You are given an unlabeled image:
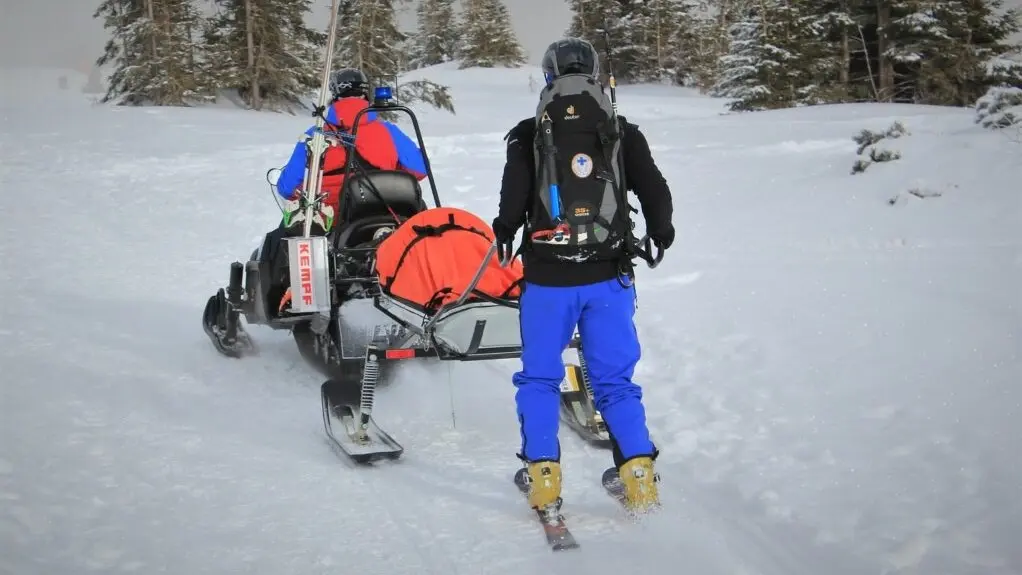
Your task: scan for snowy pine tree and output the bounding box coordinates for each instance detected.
[671,2,719,86]
[95,0,209,105]
[566,0,617,41]
[458,0,527,68]
[897,0,1021,105]
[571,0,1021,107]
[844,0,1022,104]
[773,0,846,105]
[627,0,687,83]
[334,0,405,86]
[565,0,619,66]
[204,0,325,111]
[711,1,802,110]
[334,0,455,113]
[711,10,768,108]
[408,0,459,69]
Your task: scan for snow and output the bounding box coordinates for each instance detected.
[2,64,1020,575]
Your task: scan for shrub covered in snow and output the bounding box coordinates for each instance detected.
[974,86,1022,130]
[851,121,908,175]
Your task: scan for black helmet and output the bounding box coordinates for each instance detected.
[329,68,370,100]
[541,38,600,83]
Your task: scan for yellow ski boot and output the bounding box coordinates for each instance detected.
[619,456,660,513]
[525,460,562,510]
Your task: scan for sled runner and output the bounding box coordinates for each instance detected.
[202,87,664,465]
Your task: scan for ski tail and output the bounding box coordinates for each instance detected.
[513,467,580,551]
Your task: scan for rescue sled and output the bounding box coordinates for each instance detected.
[204,89,664,463]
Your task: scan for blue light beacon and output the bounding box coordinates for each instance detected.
[373,86,394,107]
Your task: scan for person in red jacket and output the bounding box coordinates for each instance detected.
[275,68,427,220]
[273,68,429,311]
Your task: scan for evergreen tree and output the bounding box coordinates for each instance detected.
[886,0,1022,105]
[775,0,846,105]
[204,0,325,111]
[629,0,703,82]
[670,2,719,86]
[94,0,209,105]
[458,0,528,68]
[335,0,455,114]
[565,0,621,76]
[408,0,459,69]
[711,2,777,109]
[703,0,756,82]
[566,0,617,42]
[564,0,620,84]
[711,7,770,109]
[625,0,686,82]
[558,0,1020,107]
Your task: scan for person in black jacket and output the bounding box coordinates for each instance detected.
[492,38,675,515]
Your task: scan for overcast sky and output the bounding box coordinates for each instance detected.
[0,0,571,71]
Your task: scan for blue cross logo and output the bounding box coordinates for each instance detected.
[576,156,587,167]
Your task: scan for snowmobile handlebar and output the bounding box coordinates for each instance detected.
[633,234,664,269]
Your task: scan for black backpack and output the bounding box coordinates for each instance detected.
[526,73,631,263]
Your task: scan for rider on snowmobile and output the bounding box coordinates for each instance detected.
[275,67,427,217]
[269,67,427,311]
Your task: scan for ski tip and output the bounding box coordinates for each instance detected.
[601,466,619,485]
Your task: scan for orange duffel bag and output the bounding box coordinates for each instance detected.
[374,207,524,313]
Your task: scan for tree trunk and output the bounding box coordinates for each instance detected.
[245,0,258,109]
[254,36,263,110]
[717,0,731,58]
[841,29,850,87]
[876,0,894,101]
[111,1,130,61]
[186,14,195,71]
[146,0,157,61]
[839,0,850,89]
[578,0,586,37]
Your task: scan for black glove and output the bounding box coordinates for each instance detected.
[492,218,516,263]
[649,222,675,251]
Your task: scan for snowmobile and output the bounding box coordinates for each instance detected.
[201,87,664,463]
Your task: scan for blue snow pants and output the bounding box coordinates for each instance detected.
[513,278,655,463]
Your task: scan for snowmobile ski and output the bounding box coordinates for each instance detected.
[513,467,580,551]
[202,288,256,358]
[559,364,612,448]
[320,379,403,464]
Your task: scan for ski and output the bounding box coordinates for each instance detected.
[513,468,580,551]
[560,356,612,449]
[601,466,627,507]
[320,379,403,464]
[202,288,257,358]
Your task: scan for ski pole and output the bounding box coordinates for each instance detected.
[602,24,620,121]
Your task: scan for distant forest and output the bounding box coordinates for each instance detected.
[94,0,1021,113]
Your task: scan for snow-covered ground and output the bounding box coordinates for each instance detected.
[1,64,1019,575]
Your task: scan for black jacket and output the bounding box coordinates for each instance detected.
[495,116,674,287]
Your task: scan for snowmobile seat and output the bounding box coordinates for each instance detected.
[340,169,427,225]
